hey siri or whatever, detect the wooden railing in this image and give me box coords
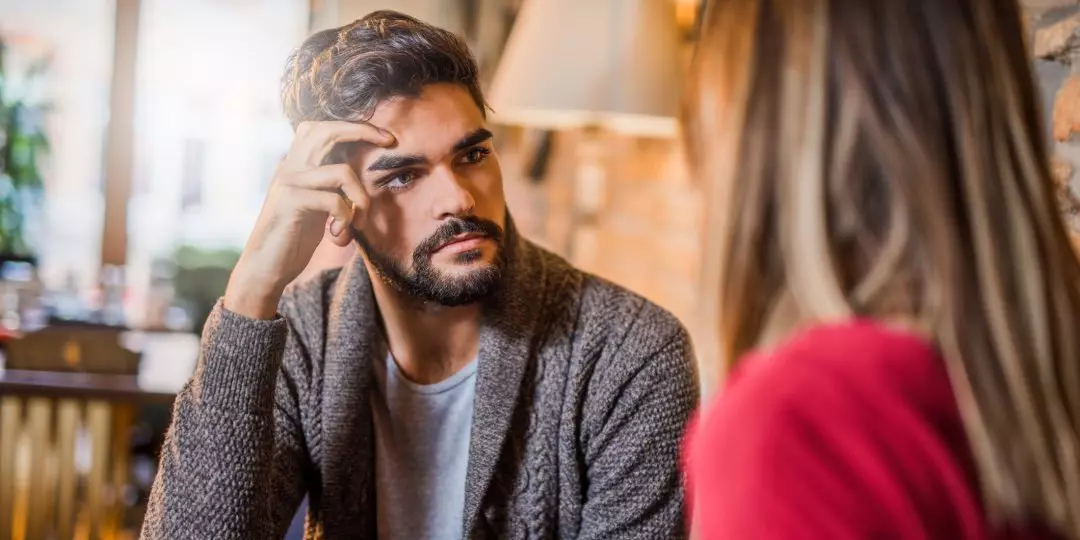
[0,370,176,540]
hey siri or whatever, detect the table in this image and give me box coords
[0,332,197,540]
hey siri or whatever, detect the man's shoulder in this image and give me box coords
[576,272,690,356]
[282,267,342,313]
[277,267,345,349]
[567,272,699,445]
[518,240,689,355]
[523,244,698,431]
[282,266,344,305]
[520,240,682,336]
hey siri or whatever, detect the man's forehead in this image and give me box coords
[365,84,486,148]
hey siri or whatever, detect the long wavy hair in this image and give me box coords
[684,0,1080,535]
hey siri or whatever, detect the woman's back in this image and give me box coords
[687,321,1058,539]
[682,0,1080,535]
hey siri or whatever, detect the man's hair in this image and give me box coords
[281,10,487,128]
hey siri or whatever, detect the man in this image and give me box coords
[142,10,697,539]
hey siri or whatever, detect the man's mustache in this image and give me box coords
[415,217,504,258]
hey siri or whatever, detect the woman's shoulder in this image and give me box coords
[687,320,987,538]
[718,320,951,420]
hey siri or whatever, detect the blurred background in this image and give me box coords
[0,0,1078,538]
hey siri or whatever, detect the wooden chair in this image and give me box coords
[0,369,179,539]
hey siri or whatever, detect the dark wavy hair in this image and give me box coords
[281,10,487,129]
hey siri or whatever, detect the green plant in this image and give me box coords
[171,245,241,334]
[0,39,49,260]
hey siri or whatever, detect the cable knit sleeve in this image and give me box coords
[578,322,699,540]
[140,299,313,539]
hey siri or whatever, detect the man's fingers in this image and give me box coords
[289,120,395,167]
[285,164,369,214]
[294,189,354,228]
[327,218,355,247]
[268,121,386,251]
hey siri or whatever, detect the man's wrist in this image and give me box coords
[223,273,284,321]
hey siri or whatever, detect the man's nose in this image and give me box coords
[430,166,476,219]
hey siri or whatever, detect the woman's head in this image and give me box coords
[686,0,1080,534]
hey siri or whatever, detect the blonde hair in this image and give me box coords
[684,0,1080,535]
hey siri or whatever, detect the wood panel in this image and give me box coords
[106,403,133,536]
[23,398,51,540]
[85,400,112,540]
[55,399,81,539]
[0,395,135,539]
[0,397,20,540]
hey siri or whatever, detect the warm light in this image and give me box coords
[674,0,701,33]
[489,0,684,138]
[489,108,679,139]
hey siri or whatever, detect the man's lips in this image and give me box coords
[435,233,489,252]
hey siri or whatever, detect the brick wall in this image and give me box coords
[1030,0,1080,228]
[499,128,711,371]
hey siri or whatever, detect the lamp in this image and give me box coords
[488,0,685,138]
[488,0,686,263]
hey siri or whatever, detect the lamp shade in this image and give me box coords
[488,0,684,138]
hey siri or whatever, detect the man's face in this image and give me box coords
[347,83,507,306]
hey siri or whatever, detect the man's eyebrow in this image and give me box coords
[365,128,493,172]
[367,153,426,172]
[452,128,493,152]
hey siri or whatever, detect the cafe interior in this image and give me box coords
[4,0,1080,537]
[0,0,705,537]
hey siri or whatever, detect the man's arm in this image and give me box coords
[138,117,392,537]
[579,326,699,540]
[140,301,312,539]
[139,119,391,538]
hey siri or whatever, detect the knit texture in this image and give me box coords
[140,221,699,539]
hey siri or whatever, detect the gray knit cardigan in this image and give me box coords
[140,220,699,539]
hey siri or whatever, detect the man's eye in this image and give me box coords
[464,147,490,164]
[385,172,414,190]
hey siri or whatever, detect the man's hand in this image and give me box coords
[224,121,394,319]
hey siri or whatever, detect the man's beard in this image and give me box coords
[352,216,505,307]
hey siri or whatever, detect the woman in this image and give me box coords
[683,0,1080,538]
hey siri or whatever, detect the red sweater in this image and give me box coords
[685,321,1057,539]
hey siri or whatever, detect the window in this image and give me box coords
[124,0,307,300]
[179,139,205,210]
[0,0,116,291]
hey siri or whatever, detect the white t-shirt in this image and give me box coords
[370,351,478,540]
